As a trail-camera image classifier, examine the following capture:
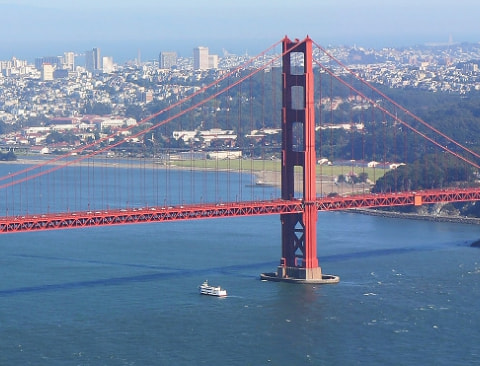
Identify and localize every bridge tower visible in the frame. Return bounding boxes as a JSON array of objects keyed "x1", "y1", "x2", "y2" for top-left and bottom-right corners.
[{"x1": 261, "y1": 36, "x2": 339, "y2": 284}]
